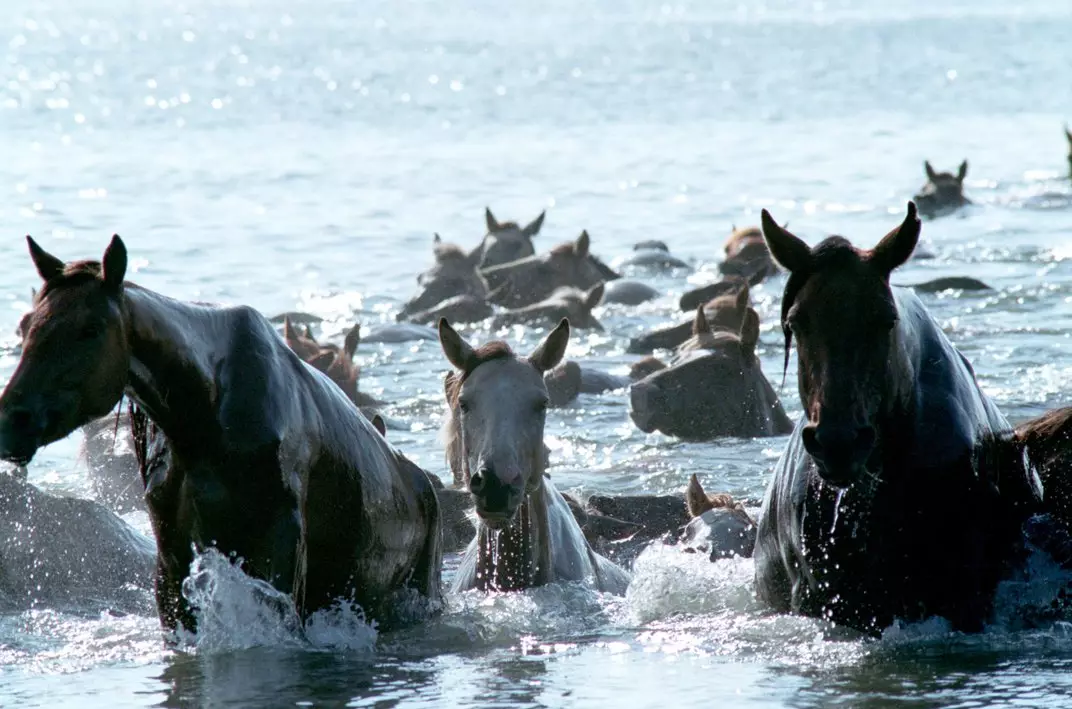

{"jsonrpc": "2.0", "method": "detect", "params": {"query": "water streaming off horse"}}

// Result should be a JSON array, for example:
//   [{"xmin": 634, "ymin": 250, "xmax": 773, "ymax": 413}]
[{"xmin": 2, "ymin": 0, "xmax": 1072, "ymax": 705}]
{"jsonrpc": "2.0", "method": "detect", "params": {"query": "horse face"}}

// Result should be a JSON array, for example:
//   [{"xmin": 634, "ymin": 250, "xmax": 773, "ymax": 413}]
[
  {"xmin": 914, "ymin": 160, "xmax": 968, "ymax": 218},
  {"xmin": 477, "ymin": 208, "xmax": 544, "ymax": 269},
  {"xmin": 721, "ymin": 229, "xmax": 772, "ymax": 280},
  {"xmin": 761, "ymin": 204, "xmax": 921, "ymax": 488},
  {"xmin": 0, "ymin": 236, "xmax": 131, "ymax": 465},
  {"xmin": 405, "ymin": 237, "xmax": 486, "ymax": 318},
  {"xmin": 440, "ymin": 319, "xmax": 568, "ymax": 529}
]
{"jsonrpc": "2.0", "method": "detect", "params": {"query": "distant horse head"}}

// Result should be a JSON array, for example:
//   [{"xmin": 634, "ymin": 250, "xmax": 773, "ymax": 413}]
[
  {"xmin": 721, "ymin": 226, "xmax": 778, "ymax": 283},
  {"xmin": 439, "ymin": 318, "xmax": 568, "ymax": 527},
  {"xmin": 914, "ymin": 160, "xmax": 969, "ymax": 218},
  {"xmin": 676, "ymin": 286, "xmax": 751, "ymax": 355},
  {"xmin": 761, "ymin": 202, "xmax": 921, "ymax": 487},
  {"xmin": 0, "ymin": 236, "xmax": 130, "ymax": 464},
  {"xmin": 484, "ymin": 230, "xmax": 619, "ymax": 309},
  {"xmin": 491, "ymin": 283, "xmax": 605, "ymax": 331},
  {"xmin": 475, "ymin": 207, "xmax": 546, "ymax": 269},
  {"xmin": 282, "ymin": 316, "xmax": 322, "ymax": 360},
  {"xmin": 402, "ymin": 234, "xmax": 488, "ymax": 320}
]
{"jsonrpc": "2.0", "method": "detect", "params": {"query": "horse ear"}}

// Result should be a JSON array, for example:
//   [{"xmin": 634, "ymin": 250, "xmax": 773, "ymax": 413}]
[
  {"xmin": 686, "ymin": 474, "xmax": 712, "ymax": 518},
  {"xmin": 308, "ymin": 350, "xmax": 336, "ymax": 373},
  {"xmin": 283, "ymin": 315, "xmax": 298, "ymax": 341},
  {"xmin": 924, "ymin": 160, "xmax": 938, "ymax": 181},
  {"xmin": 26, "ymin": 236, "xmax": 65, "ymax": 282},
  {"xmin": 1066, "ymin": 124, "xmax": 1072, "ymax": 144},
  {"xmin": 485, "ymin": 207, "xmax": 501, "ymax": 233},
  {"xmin": 530, "ymin": 318, "xmax": 570, "ymax": 373},
  {"xmin": 371, "ymin": 414, "xmax": 386, "ymax": 437},
  {"xmin": 957, "ymin": 159, "xmax": 968, "ymax": 182},
  {"xmin": 302, "ymin": 324, "xmax": 316, "ymax": 340},
  {"xmin": 433, "ymin": 233, "xmax": 442, "ymax": 246},
  {"xmin": 731, "ymin": 223, "xmax": 737, "ymax": 232},
  {"xmin": 584, "ymin": 282, "xmax": 604, "ymax": 310},
  {"xmin": 575, "ymin": 230, "xmax": 590, "ymax": 257},
  {"xmin": 438, "ymin": 318, "xmax": 477, "ymax": 372},
  {"xmin": 522, "ymin": 210, "xmax": 546, "ymax": 238},
  {"xmin": 343, "ymin": 323, "xmax": 361, "ymax": 359},
  {"xmin": 30, "ymin": 287, "xmax": 37, "ymax": 300},
  {"xmin": 692, "ymin": 305, "xmax": 710, "ymax": 336},
  {"xmin": 740, "ymin": 308, "xmax": 760, "ymax": 359},
  {"xmin": 101, "ymin": 234, "xmax": 127, "ymax": 295},
  {"xmin": 869, "ymin": 202, "xmax": 921, "ymax": 277},
  {"xmin": 735, "ymin": 282, "xmax": 750, "ymax": 312},
  {"xmin": 760, "ymin": 211, "xmax": 812, "ymax": 274}
]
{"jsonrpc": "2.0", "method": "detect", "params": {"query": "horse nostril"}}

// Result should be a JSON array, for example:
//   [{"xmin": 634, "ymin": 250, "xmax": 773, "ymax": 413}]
[
  {"xmin": 801, "ymin": 425, "xmax": 820, "ymax": 456},
  {"xmin": 6, "ymin": 407, "xmax": 36, "ymax": 433},
  {"xmin": 470, "ymin": 467, "xmax": 491, "ymax": 495}
]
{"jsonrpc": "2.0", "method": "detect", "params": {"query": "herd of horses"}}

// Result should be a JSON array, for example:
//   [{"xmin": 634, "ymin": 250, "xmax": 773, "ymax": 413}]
[{"xmin": 1, "ymin": 134, "xmax": 1072, "ymax": 642}]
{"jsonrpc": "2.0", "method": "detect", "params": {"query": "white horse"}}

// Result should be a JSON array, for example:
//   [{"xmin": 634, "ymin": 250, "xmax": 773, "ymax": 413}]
[{"xmin": 438, "ymin": 318, "xmax": 630, "ymax": 595}]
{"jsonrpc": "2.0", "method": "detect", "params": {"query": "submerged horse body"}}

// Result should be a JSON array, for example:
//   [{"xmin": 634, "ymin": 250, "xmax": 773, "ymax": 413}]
[
  {"xmin": 438, "ymin": 318, "xmax": 630, "ymax": 594},
  {"xmin": 752, "ymin": 204, "xmax": 1041, "ymax": 636},
  {"xmin": 0, "ymin": 236, "xmax": 442, "ymax": 633}
]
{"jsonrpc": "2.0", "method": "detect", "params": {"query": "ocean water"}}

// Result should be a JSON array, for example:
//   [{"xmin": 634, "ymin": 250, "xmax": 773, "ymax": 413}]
[{"xmin": 2, "ymin": 0, "xmax": 1072, "ymax": 706}]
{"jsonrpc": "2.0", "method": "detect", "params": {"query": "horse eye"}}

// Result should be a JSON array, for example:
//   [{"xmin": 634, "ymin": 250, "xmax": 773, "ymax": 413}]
[
  {"xmin": 458, "ymin": 400, "xmax": 471, "ymax": 414},
  {"xmin": 78, "ymin": 323, "xmax": 104, "ymax": 341},
  {"xmin": 534, "ymin": 399, "xmax": 548, "ymax": 414}
]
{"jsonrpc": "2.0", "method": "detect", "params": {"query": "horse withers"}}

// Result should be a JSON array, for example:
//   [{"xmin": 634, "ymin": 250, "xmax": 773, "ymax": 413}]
[
  {"xmin": 752, "ymin": 203, "xmax": 1042, "ymax": 636},
  {"xmin": 0, "ymin": 235, "xmax": 442, "ymax": 634},
  {"xmin": 438, "ymin": 317, "xmax": 630, "ymax": 594}
]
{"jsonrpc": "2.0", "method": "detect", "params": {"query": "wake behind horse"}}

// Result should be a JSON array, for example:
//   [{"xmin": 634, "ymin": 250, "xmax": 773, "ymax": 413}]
[
  {"xmin": 438, "ymin": 318, "xmax": 630, "ymax": 594},
  {"xmin": 752, "ymin": 203, "xmax": 1042, "ymax": 636},
  {"xmin": 0, "ymin": 235, "xmax": 442, "ymax": 633}
]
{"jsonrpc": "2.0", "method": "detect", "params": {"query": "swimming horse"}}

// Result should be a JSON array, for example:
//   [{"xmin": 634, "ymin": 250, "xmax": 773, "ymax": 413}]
[
  {"xmin": 438, "ymin": 317, "xmax": 630, "ymax": 594},
  {"xmin": 752, "ymin": 203, "xmax": 1042, "ymax": 636},
  {"xmin": 0, "ymin": 235, "xmax": 442, "ymax": 633}
]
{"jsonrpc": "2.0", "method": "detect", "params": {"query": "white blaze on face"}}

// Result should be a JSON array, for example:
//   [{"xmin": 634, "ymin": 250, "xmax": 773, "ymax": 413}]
[{"xmin": 458, "ymin": 357, "xmax": 548, "ymax": 492}]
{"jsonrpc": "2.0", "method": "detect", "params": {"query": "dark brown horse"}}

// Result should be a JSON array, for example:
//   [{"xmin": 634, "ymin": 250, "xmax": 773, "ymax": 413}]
[
  {"xmin": 1015, "ymin": 407, "xmax": 1072, "ymax": 531},
  {"xmin": 282, "ymin": 320, "xmax": 382, "ymax": 412},
  {"xmin": 399, "ymin": 234, "xmax": 489, "ymax": 322},
  {"xmin": 0, "ymin": 236, "xmax": 442, "ymax": 633},
  {"xmin": 439, "ymin": 318, "xmax": 630, "ymax": 593},
  {"xmin": 629, "ymin": 309, "xmax": 793, "ymax": 440},
  {"xmin": 483, "ymin": 231, "xmax": 619, "ymax": 309},
  {"xmin": 474, "ymin": 207, "xmax": 546, "ymax": 268},
  {"xmin": 753, "ymin": 203, "xmax": 1042, "ymax": 636},
  {"xmin": 631, "ymin": 283, "xmax": 751, "ymax": 354},
  {"xmin": 914, "ymin": 160, "xmax": 971, "ymax": 218}
]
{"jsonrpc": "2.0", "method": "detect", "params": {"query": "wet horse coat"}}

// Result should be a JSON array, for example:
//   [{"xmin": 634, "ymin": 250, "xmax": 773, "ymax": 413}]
[
  {"xmin": 752, "ymin": 205, "xmax": 1041, "ymax": 635},
  {"xmin": 0, "ymin": 236, "xmax": 442, "ymax": 633}
]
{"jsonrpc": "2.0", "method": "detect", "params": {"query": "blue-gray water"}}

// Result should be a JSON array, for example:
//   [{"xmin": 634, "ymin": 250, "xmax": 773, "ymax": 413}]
[{"xmin": 2, "ymin": 0, "xmax": 1072, "ymax": 706}]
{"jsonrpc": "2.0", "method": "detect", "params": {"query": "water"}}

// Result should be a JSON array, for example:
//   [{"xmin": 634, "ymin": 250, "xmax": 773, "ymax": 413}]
[{"xmin": 2, "ymin": 0, "xmax": 1072, "ymax": 705}]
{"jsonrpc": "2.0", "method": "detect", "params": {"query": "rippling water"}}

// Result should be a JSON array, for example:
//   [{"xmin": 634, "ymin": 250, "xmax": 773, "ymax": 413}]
[{"xmin": 2, "ymin": 0, "xmax": 1072, "ymax": 705}]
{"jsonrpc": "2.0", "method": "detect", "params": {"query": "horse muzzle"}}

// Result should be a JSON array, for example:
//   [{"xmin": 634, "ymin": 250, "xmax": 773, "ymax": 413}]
[
  {"xmin": 628, "ymin": 380, "xmax": 663, "ymax": 434},
  {"xmin": 0, "ymin": 405, "xmax": 46, "ymax": 465},
  {"xmin": 801, "ymin": 422, "xmax": 876, "ymax": 488},
  {"xmin": 469, "ymin": 466, "xmax": 524, "ymax": 527}
]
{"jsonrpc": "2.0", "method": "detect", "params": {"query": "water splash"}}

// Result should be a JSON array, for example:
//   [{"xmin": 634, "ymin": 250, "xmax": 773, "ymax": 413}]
[{"xmin": 830, "ymin": 487, "xmax": 846, "ymax": 534}]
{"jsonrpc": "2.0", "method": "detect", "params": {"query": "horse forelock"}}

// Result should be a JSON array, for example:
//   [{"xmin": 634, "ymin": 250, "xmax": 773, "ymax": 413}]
[
  {"xmin": 434, "ymin": 242, "xmax": 470, "ymax": 263},
  {"xmin": 36, "ymin": 260, "xmax": 106, "ymax": 301}
]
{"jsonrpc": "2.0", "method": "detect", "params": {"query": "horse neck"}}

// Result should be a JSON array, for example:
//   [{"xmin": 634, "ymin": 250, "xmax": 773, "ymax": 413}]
[
  {"xmin": 475, "ymin": 482, "xmax": 552, "ymax": 592},
  {"xmin": 121, "ymin": 286, "xmax": 226, "ymax": 445}
]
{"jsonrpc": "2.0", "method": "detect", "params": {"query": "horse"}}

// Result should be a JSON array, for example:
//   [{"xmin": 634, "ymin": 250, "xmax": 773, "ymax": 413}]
[
  {"xmin": 614, "ymin": 241, "xmax": 691, "ymax": 272},
  {"xmin": 680, "ymin": 474, "xmax": 756, "ymax": 561},
  {"xmin": 474, "ymin": 207, "xmax": 546, "ymax": 269},
  {"xmin": 914, "ymin": 160, "xmax": 971, "ymax": 218},
  {"xmin": 399, "ymin": 234, "xmax": 489, "ymax": 322},
  {"xmin": 631, "ymin": 283, "xmax": 751, "ymax": 354},
  {"xmin": 490, "ymin": 283, "xmax": 606, "ymax": 332},
  {"xmin": 752, "ymin": 202, "xmax": 1043, "ymax": 636},
  {"xmin": 629, "ymin": 309, "xmax": 794, "ymax": 441},
  {"xmin": 282, "ymin": 319, "xmax": 383, "ymax": 412},
  {"xmin": 438, "ymin": 317, "xmax": 630, "ymax": 594},
  {"xmin": 483, "ymin": 231, "xmax": 619, "ymax": 309},
  {"xmin": 0, "ymin": 235, "xmax": 442, "ymax": 634},
  {"xmin": 720, "ymin": 226, "xmax": 779, "ymax": 284},
  {"xmin": 543, "ymin": 359, "xmax": 655, "ymax": 408},
  {"xmin": 1015, "ymin": 407, "xmax": 1072, "ymax": 531}
]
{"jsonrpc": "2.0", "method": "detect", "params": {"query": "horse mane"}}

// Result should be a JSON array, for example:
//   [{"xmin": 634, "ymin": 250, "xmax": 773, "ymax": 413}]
[
  {"xmin": 549, "ymin": 242, "xmax": 574, "ymax": 257},
  {"xmin": 434, "ymin": 242, "xmax": 470, "ymax": 263},
  {"xmin": 1016, "ymin": 407, "xmax": 1072, "ymax": 446},
  {"xmin": 441, "ymin": 341, "xmax": 517, "ymax": 482},
  {"xmin": 778, "ymin": 236, "xmax": 859, "ymax": 378},
  {"xmin": 36, "ymin": 260, "xmax": 106, "ymax": 300}
]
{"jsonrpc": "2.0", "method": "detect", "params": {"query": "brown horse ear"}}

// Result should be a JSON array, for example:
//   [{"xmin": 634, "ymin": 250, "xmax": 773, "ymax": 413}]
[
  {"xmin": 343, "ymin": 323, "xmax": 361, "ymax": 360},
  {"xmin": 575, "ymin": 230, "xmax": 590, "ymax": 258},
  {"xmin": 371, "ymin": 414, "xmax": 386, "ymax": 437},
  {"xmin": 924, "ymin": 160, "xmax": 938, "ymax": 181},
  {"xmin": 26, "ymin": 236, "xmax": 65, "ymax": 282},
  {"xmin": 869, "ymin": 202, "xmax": 921, "ymax": 277},
  {"xmin": 101, "ymin": 234, "xmax": 127, "ymax": 295},
  {"xmin": 522, "ymin": 210, "xmax": 546, "ymax": 238},
  {"xmin": 692, "ymin": 305, "xmax": 710, "ymax": 336},
  {"xmin": 956, "ymin": 160, "xmax": 968, "ymax": 182},
  {"xmin": 686, "ymin": 473, "xmax": 713, "ymax": 518},
  {"xmin": 485, "ymin": 207, "xmax": 501, "ymax": 233},
  {"xmin": 530, "ymin": 319, "xmax": 570, "ymax": 373},
  {"xmin": 584, "ymin": 282, "xmax": 604, "ymax": 310},
  {"xmin": 740, "ymin": 308, "xmax": 760, "ymax": 359},
  {"xmin": 438, "ymin": 318, "xmax": 477, "ymax": 372},
  {"xmin": 760, "ymin": 211, "xmax": 812, "ymax": 274},
  {"xmin": 734, "ymin": 282, "xmax": 750, "ymax": 312},
  {"xmin": 283, "ymin": 315, "xmax": 298, "ymax": 341},
  {"xmin": 308, "ymin": 350, "xmax": 336, "ymax": 373}
]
